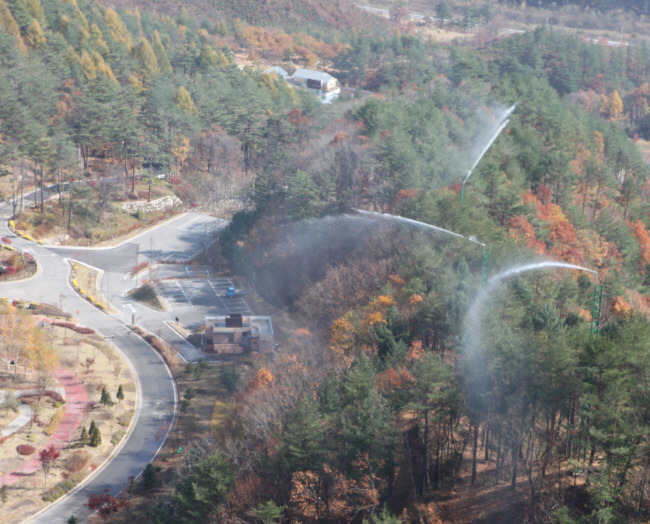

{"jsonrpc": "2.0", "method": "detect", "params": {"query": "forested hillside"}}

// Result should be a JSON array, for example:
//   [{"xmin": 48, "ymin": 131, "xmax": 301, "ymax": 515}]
[
  {"xmin": 0, "ymin": 0, "xmax": 649, "ymax": 522},
  {"xmin": 213, "ymin": 13, "xmax": 650, "ymax": 524}
]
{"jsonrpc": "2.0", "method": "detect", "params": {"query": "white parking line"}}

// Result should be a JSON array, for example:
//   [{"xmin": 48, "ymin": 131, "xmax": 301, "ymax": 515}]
[
  {"xmin": 208, "ymin": 279, "xmax": 230, "ymax": 310},
  {"xmin": 175, "ymin": 281, "xmax": 193, "ymax": 306}
]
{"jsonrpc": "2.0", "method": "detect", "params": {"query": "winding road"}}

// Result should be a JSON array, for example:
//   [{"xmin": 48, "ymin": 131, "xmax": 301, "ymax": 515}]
[{"xmin": 0, "ymin": 195, "xmax": 223, "ymax": 523}]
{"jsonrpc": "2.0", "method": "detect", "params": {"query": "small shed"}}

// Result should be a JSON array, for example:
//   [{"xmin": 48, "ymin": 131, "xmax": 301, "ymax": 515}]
[{"xmin": 261, "ymin": 66, "xmax": 290, "ymax": 80}]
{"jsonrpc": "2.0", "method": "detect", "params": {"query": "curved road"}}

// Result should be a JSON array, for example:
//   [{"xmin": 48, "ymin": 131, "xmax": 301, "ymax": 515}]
[{"xmin": 0, "ymin": 200, "xmax": 220, "ymax": 522}]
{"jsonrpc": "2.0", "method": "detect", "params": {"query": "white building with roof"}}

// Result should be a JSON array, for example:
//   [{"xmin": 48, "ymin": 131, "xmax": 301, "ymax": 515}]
[{"xmin": 290, "ymin": 67, "xmax": 340, "ymax": 103}]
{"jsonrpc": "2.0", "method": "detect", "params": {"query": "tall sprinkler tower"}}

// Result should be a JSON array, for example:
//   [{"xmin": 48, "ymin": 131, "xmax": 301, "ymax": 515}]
[
  {"xmin": 468, "ymin": 236, "xmax": 490, "ymax": 288},
  {"xmin": 590, "ymin": 278, "xmax": 604, "ymax": 341},
  {"xmin": 460, "ymin": 104, "xmax": 516, "ymax": 206}
]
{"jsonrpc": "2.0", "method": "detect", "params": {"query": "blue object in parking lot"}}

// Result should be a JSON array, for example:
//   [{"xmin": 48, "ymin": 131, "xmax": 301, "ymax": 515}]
[{"xmin": 225, "ymin": 286, "xmax": 246, "ymax": 298}]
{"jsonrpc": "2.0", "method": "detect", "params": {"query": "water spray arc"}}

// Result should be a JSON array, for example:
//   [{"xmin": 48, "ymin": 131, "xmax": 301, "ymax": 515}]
[
  {"xmin": 464, "ymin": 260, "xmax": 600, "ymax": 369},
  {"xmin": 467, "ymin": 236, "xmax": 490, "ymax": 288},
  {"xmin": 462, "ymin": 260, "xmax": 601, "ymax": 425},
  {"xmin": 355, "ymin": 209, "xmax": 490, "ymax": 286},
  {"xmin": 460, "ymin": 104, "xmax": 516, "ymax": 206}
]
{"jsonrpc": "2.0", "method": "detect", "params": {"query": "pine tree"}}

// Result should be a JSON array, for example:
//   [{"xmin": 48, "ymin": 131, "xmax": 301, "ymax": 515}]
[
  {"xmin": 435, "ymin": 1, "xmax": 452, "ymax": 22},
  {"xmin": 142, "ymin": 462, "xmax": 157, "ymax": 488},
  {"xmin": 285, "ymin": 170, "xmax": 319, "ymax": 220},
  {"xmin": 116, "ymin": 384, "xmax": 124, "ymax": 402},
  {"xmin": 89, "ymin": 420, "xmax": 102, "ymax": 447},
  {"xmin": 79, "ymin": 426, "xmax": 89, "ymax": 446},
  {"xmin": 199, "ymin": 44, "xmax": 219, "ymax": 71},
  {"xmin": 100, "ymin": 387, "xmax": 113, "ymax": 407}
]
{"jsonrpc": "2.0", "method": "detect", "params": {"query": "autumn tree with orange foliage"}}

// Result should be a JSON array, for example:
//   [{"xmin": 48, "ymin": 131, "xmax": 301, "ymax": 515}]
[
  {"xmin": 610, "ymin": 296, "xmax": 632, "ymax": 319},
  {"xmin": 631, "ymin": 220, "xmax": 650, "ymax": 273},
  {"xmin": 247, "ymin": 368, "xmax": 274, "ymax": 391},
  {"xmin": 508, "ymin": 214, "xmax": 546, "ymax": 254}
]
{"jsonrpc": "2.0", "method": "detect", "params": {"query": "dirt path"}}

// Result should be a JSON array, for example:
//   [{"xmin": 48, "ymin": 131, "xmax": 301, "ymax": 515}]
[{"xmin": 0, "ymin": 367, "xmax": 86, "ymax": 487}]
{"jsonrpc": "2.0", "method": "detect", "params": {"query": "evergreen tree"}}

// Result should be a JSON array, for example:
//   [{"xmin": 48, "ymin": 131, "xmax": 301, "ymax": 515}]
[
  {"xmin": 435, "ymin": 1, "xmax": 452, "ymax": 21},
  {"xmin": 285, "ymin": 169, "xmax": 319, "ymax": 220},
  {"xmin": 169, "ymin": 452, "xmax": 233, "ymax": 523},
  {"xmin": 143, "ymin": 462, "xmax": 157, "ymax": 488},
  {"xmin": 89, "ymin": 420, "xmax": 102, "ymax": 447},
  {"xmin": 100, "ymin": 387, "xmax": 113, "ymax": 407},
  {"xmin": 116, "ymin": 384, "xmax": 124, "ymax": 402},
  {"xmin": 219, "ymin": 366, "xmax": 240, "ymax": 394},
  {"xmin": 79, "ymin": 425, "xmax": 89, "ymax": 446},
  {"xmin": 280, "ymin": 396, "xmax": 329, "ymax": 473},
  {"xmin": 251, "ymin": 500, "xmax": 284, "ymax": 524}
]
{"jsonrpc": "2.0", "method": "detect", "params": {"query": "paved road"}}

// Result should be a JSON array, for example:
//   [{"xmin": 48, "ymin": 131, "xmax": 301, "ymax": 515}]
[{"xmin": 0, "ymin": 201, "xmax": 226, "ymax": 522}]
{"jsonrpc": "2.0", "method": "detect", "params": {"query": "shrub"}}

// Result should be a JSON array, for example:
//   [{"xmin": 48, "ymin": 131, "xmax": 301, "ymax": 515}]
[
  {"xmin": 65, "ymin": 450, "xmax": 90, "ymax": 473},
  {"xmin": 47, "ymin": 391, "xmax": 65, "ymax": 403},
  {"xmin": 51, "ymin": 321, "xmax": 95, "ymax": 334},
  {"xmin": 117, "ymin": 410, "xmax": 134, "ymax": 427},
  {"xmin": 111, "ymin": 430, "xmax": 125, "ymax": 445},
  {"xmin": 17, "ymin": 444, "xmax": 35, "ymax": 455},
  {"xmin": 44, "ymin": 408, "xmax": 65, "ymax": 436},
  {"xmin": 41, "ymin": 472, "xmax": 85, "ymax": 502},
  {"xmin": 129, "ymin": 261, "xmax": 150, "ymax": 275}
]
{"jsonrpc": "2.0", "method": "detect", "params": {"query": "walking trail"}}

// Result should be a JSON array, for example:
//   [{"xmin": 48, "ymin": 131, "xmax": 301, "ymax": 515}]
[{"xmin": 0, "ymin": 367, "xmax": 87, "ymax": 487}]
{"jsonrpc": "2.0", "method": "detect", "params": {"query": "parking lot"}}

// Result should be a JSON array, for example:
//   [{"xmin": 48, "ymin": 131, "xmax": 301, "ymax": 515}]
[
  {"xmin": 150, "ymin": 264, "xmax": 212, "ymax": 280},
  {"xmin": 156, "ymin": 274, "xmax": 252, "ymax": 315}
]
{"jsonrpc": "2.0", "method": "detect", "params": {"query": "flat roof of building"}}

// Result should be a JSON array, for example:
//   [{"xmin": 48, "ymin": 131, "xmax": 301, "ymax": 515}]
[{"xmin": 206, "ymin": 315, "xmax": 273, "ymax": 335}]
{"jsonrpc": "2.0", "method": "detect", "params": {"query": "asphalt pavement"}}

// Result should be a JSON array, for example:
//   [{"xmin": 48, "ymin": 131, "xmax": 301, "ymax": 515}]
[{"xmin": 0, "ymin": 200, "xmax": 227, "ymax": 522}]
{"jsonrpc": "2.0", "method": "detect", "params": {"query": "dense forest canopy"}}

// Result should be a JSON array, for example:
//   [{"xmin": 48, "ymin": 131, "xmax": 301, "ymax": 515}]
[{"xmin": 1, "ymin": 0, "xmax": 650, "ymax": 521}]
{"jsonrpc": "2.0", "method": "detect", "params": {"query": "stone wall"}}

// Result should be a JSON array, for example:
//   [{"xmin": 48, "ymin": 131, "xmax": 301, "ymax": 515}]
[{"xmin": 121, "ymin": 195, "xmax": 182, "ymax": 214}]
